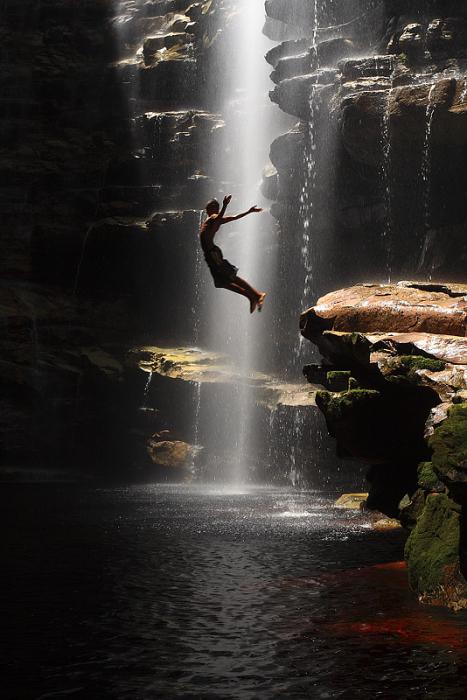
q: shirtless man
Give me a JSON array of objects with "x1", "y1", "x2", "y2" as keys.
[{"x1": 199, "y1": 195, "x2": 266, "y2": 313}]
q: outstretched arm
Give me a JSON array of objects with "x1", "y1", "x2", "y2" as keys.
[
  {"x1": 219, "y1": 205, "x2": 263, "y2": 225},
  {"x1": 218, "y1": 194, "x2": 232, "y2": 218}
]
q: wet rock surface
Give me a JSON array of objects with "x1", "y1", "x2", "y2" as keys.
[
  {"x1": 302, "y1": 281, "x2": 467, "y2": 609},
  {"x1": 264, "y1": 0, "x2": 467, "y2": 302},
  {"x1": 127, "y1": 345, "x2": 352, "y2": 485}
]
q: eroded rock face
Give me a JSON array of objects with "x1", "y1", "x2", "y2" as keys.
[
  {"x1": 127, "y1": 345, "x2": 346, "y2": 485},
  {"x1": 302, "y1": 281, "x2": 467, "y2": 609},
  {"x1": 0, "y1": 0, "x2": 235, "y2": 477},
  {"x1": 265, "y1": 0, "x2": 467, "y2": 295}
]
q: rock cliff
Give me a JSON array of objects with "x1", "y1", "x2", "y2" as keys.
[
  {"x1": 264, "y1": 0, "x2": 467, "y2": 319},
  {"x1": 301, "y1": 282, "x2": 467, "y2": 610},
  {"x1": 0, "y1": 0, "x2": 232, "y2": 477}
]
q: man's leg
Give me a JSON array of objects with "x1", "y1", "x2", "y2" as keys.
[
  {"x1": 233, "y1": 276, "x2": 261, "y2": 300},
  {"x1": 224, "y1": 281, "x2": 252, "y2": 300},
  {"x1": 225, "y1": 277, "x2": 266, "y2": 313}
]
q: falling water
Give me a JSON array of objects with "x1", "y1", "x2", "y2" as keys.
[
  {"x1": 422, "y1": 86, "x2": 436, "y2": 234},
  {"x1": 190, "y1": 211, "x2": 205, "y2": 475},
  {"x1": 289, "y1": 2, "x2": 322, "y2": 485},
  {"x1": 380, "y1": 91, "x2": 393, "y2": 282},
  {"x1": 418, "y1": 84, "x2": 437, "y2": 278},
  {"x1": 207, "y1": 0, "x2": 278, "y2": 484},
  {"x1": 295, "y1": 82, "x2": 319, "y2": 367},
  {"x1": 192, "y1": 211, "x2": 204, "y2": 344},
  {"x1": 294, "y1": 0, "x2": 322, "y2": 368},
  {"x1": 141, "y1": 370, "x2": 153, "y2": 410},
  {"x1": 460, "y1": 78, "x2": 467, "y2": 103},
  {"x1": 190, "y1": 381, "x2": 202, "y2": 475}
]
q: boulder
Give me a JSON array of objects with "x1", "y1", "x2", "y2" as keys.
[
  {"x1": 339, "y1": 55, "x2": 394, "y2": 81},
  {"x1": 269, "y1": 125, "x2": 305, "y2": 174},
  {"x1": 146, "y1": 439, "x2": 198, "y2": 468},
  {"x1": 398, "y1": 23, "x2": 426, "y2": 60},
  {"x1": 301, "y1": 282, "x2": 467, "y2": 342},
  {"x1": 335, "y1": 493, "x2": 368, "y2": 509},
  {"x1": 270, "y1": 73, "x2": 336, "y2": 120},
  {"x1": 265, "y1": 38, "x2": 311, "y2": 68}
]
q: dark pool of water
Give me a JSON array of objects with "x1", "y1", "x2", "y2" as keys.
[{"x1": 2, "y1": 484, "x2": 467, "y2": 699}]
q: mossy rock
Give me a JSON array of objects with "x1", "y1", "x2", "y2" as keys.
[
  {"x1": 399, "y1": 488, "x2": 427, "y2": 528},
  {"x1": 326, "y1": 370, "x2": 351, "y2": 392},
  {"x1": 316, "y1": 388, "x2": 381, "y2": 422},
  {"x1": 405, "y1": 493, "x2": 462, "y2": 595},
  {"x1": 321, "y1": 331, "x2": 371, "y2": 366},
  {"x1": 384, "y1": 355, "x2": 446, "y2": 385},
  {"x1": 430, "y1": 403, "x2": 467, "y2": 502},
  {"x1": 399, "y1": 355, "x2": 446, "y2": 372},
  {"x1": 417, "y1": 461, "x2": 445, "y2": 492}
]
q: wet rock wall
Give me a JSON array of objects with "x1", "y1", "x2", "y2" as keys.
[
  {"x1": 0, "y1": 0, "x2": 229, "y2": 476},
  {"x1": 263, "y1": 0, "x2": 467, "y2": 330}
]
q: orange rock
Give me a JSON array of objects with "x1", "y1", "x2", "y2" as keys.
[{"x1": 301, "y1": 282, "x2": 467, "y2": 340}]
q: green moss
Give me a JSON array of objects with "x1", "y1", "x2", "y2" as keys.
[
  {"x1": 384, "y1": 355, "x2": 446, "y2": 385},
  {"x1": 398, "y1": 355, "x2": 446, "y2": 373},
  {"x1": 405, "y1": 493, "x2": 461, "y2": 593},
  {"x1": 316, "y1": 388, "x2": 381, "y2": 422},
  {"x1": 417, "y1": 461, "x2": 445, "y2": 492},
  {"x1": 326, "y1": 371, "x2": 351, "y2": 381},
  {"x1": 348, "y1": 376, "x2": 360, "y2": 390},
  {"x1": 428, "y1": 403, "x2": 467, "y2": 488},
  {"x1": 326, "y1": 370, "x2": 351, "y2": 391},
  {"x1": 399, "y1": 488, "x2": 427, "y2": 529}
]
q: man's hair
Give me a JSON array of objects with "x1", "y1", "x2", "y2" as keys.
[{"x1": 206, "y1": 198, "x2": 220, "y2": 214}]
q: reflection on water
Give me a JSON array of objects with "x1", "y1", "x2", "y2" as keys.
[{"x1": 2, "y1": 484, "x2": 467, "y2": 699}]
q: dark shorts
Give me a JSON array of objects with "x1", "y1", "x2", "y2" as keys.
[{"x1": 204, "y1": 246, "x2": 239, "y2": 288}]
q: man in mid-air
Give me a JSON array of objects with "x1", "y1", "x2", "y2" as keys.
[{"x1": 199, "y1": 195, "x2": 266, "y2": 313}]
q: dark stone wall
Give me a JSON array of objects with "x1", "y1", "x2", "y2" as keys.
[
  {"x1": 0, "y1": 0, "x2": 225, "y2": 476},
  {"x1": 264, "y1": 0, "x2": 467, "y2": 354}
]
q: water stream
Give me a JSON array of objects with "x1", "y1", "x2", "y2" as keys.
[
  {"x1": 421, "y1": 86, "x2": 437, "y2": 237},
  {"x1": 380, "y1": 91, "x2": 393, "y2": 282}
]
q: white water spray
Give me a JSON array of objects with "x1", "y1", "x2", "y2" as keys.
[{"x1": 207, "y1": 0, "x2": 278, "y2": 484}]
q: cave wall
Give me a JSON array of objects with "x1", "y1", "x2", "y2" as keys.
[{"x1": 0, "y1": 0, "x2": 232, "y2": 476}]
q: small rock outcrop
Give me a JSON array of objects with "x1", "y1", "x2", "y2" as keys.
[{"x1": 302, "y1": 281, "x2": 467, "y2": 610}]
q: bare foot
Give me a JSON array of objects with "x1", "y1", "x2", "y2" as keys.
[{"x1": 257, "y1": 293, "x2": 267, "y2": 312}]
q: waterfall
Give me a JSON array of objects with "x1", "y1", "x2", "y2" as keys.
[
  {"x1": 380, "y1": 91, "x2": 393, "y2": 282},
  {"x1": 192, "y1": 211, "x2": 204, "y2": 345},
  {"x1": 205, "y1": 0, "x2": 279, "y2": 484},
  {"x1": 422, "y1": 86, "x2": 436, "y2": 234},
  {"x1": 142, "y1": 371, "x2": 153, "y2": 409},
  {"x1": 190, "y1": 381, "x2": 202, "y2": 475},
  {"x1": 295, "y1": 82, "x2": 319, "y2": 367}
]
